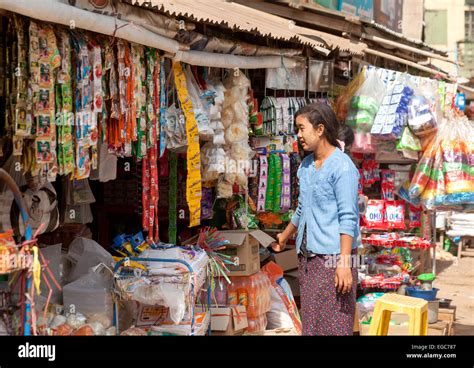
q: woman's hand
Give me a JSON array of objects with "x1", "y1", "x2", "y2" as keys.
[
  {"x1": 335, "y1": 266, "x2": 353, "y2": 294},
  {"x1": 271, "y1": 233, "x2": 287, "y2": 252}
]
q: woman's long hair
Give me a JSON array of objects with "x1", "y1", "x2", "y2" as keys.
[{"x1": 295, "y1": 103, "x2": 341, "y2": 149}]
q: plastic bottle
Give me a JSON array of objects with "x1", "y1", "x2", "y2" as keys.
[
  {"x1": 247, "y1": 318, "x2": 255, "y2": 333},
  {"x1": 228, "y1": 277, "x2": 239, "y2": 305},
  {"x1": 238, "y1": 277, "x2": 249, "y2": 307},
  {"x1": 246, "y1": 275, "x2": 253, "y2": 318},
  {"x1": 262, "y1": 273, "x2": 271, "y2": 314},
  {"x1": 252, "y1": 273, "x2": 262, "y2": 318},
  {"x1": 261, "y1": 272, "x2": 267, "y2": 316},
  {"x1": 215, "y1": 278, "x2": 228, "y2": 305},
  {"x1": 248, "y1": 274, "x2": 259, "y2": 318}
]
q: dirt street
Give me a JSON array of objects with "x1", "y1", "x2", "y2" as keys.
[{"x1": 434, "y1": 246, "x2": 474, "y2": 335}]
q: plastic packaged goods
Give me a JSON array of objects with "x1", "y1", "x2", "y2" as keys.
[
  {"x1": 397, "y1": 126, "x2": 422, "y2": 152},
  {"x1": 346, "y1": 69, "x2": 386, "y2": 132},
  {"x1": 229, "y1": 272, "x2": 271, "y2": 319},
  {"x1": 357, "y1": 292, "x2": 387, "y2": 315},
  {"x1": 352, "y1": 131, "x2": 376, "y2": 153},
  {"x1": 335, "y1": 68, "x2": 366, "y2": 122},
  {"x1": 407, "y1": 95, "x2": 438, "y2": 137},
  {"x1": 62, "y1": 266, "x2": 114, "y2": 324},
  {"x1": 408, "y1": 204, "x2": 422, "y2": 228},
  {"x1": 409, "y1": 114, "x2": 474, "y2": 209},
  {"x1": 381, "y1": 170, "x2": 395, "y2": 201},
  {"x1": 371, "y1": 76, "x2": 414, "y2": 140},
  {"x1": 364, "y1": 200, "x2": 387, "y2": 230},
  {"x1": 385, "y1": 200, "x2": 405, "y2": 230},
  {"x1": 247, "y1": 314, "x2": 267, "y2": 333}
]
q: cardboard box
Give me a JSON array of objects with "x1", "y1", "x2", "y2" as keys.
[
  {"x1": 210, "y1": 306, "x2": 248, "y2": 336},
  {"x1": 274, "y1": 248, "x2": 298, "y2": 271},
  {"x1": 219, "y1": 230, "x2": 274, "y2": 276}
]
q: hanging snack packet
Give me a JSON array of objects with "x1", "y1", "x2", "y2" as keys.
[
  {"x1": 397, "y1": 126, "x2": 422, "y2": 152},
  {"x1": 364, "y1": 200, "x2": 387, "y2": 230},
  {"x1": 385, "y1": 200, "x2": 405, "y2": 230}
]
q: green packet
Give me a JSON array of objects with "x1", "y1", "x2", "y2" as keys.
[{"x1": 397, "y1": 126, "x2": 421, "y2": 152}]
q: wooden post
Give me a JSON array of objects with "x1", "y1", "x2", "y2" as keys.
[{"x1": 457, "y1": 237, "x2": 464, "y2": 260}]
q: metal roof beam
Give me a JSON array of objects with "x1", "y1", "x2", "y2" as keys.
[
  {"x1": 361, "y1": 33, "x2": 460, "y2": 66},
  {"x1": 233, "y1": 0, "x2": 361, "y2": 37}
]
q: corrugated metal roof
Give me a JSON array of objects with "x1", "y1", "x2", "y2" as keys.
[
  {"x1": 276, "y1": 0, "x2": 448, "y2": 57},
  {"x1": 362, "y1": 21, "x2": 448, "y2": 57},
  {"x1": 131, "y1": 0, "x2": 367, "y2": 55}
]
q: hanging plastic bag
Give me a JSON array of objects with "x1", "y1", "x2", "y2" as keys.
[
  {"x1": 346, "y1": 69, "x2": 386, "y2": 132},
  {"x1": 335, "y1": 68, "x2": 366, "y2": 122},
  {"x1": 409, "y1": 137, "x2": 439, "y2": 200},
  {"x1": 183, "y1": 66, "x2": 212, "y2": 137},
  {"x1": 407, "y1": 82, "x2": 439, "y2": 138},
  {"x1": 164, "y1": 105, "x2": 187, "y2": 150}
]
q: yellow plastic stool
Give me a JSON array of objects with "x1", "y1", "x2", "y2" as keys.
[{"x1": 368, "y1": 293, "x2": 428, "y2": 336}]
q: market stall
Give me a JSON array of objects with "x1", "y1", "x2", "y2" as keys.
[
  {"x1": 0, "y1": 1, "x2": 471, "y2": 337},
  {"x1": 0, "y1": 5, "x2": 309, "y2": 336}
]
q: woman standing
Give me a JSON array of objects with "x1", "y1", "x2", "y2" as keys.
[{"x1": 272, "y1": 103, "x2": 360, "y2": 336}]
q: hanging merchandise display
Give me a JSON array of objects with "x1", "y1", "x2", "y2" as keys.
[
  {"x1": 172, "y1": 61, "x2": 202, "y2": 227},
  {"x1": 259, "y1": 97, "x2": 327, "y2": 137},
  {"x1": 199, "y1": 76, "x2": 226, "y2": 183},
  {"x1": 56, "y1": 30, "x2": 74, "y2": 176},
  {"x1": 280, "y1": 154, "x2": 291, "y2": 212},
  {"x1": 14, "y1": 17, "x2": 30, "y2": 139},
  {"x1": 141, "y1": 50, "x2": 160, "y2": 243},
  {"x1": 407, "y1": 91, "x2": 439, "y2": 138},
  {"x1": 265, "y1": 58, "x2": 306, "y2": 91},
  {"x1": 409, "y1": 113, "x2": 474, "y2": 210},
  {"x1": 218, "y1": 69, "x2": 254, "y2": 198},
  {"x1": 371, "y1": 75, "x2": 413, "y2": 140},
  {"x1": 71, "y1": 33, "x2": 98, "y2": 180},
  {"x1": 335, "y1": 67, "x2": 366, "y2": 122},
  {"x1": 168, "y1": 151, "x2": 178, "y2": 244},
  {"x1": 346, "y1": 68, "x2": 385, "y2": 132},
  {"x1": 346, "y1": 69, "x2": 385, "y2": 153},
  {"x1": 257, "y1": 155, "x2": 269, "y2": 212}
]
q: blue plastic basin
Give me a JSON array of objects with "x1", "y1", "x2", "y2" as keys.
[{"x1": 406, "y1": 287, "x2": 439, "y2": 301}]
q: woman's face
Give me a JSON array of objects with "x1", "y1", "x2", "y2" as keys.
[{"x1": 296, "y1": 115, "x2": 324, "y2": 152}]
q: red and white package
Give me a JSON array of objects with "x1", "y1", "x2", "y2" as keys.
[
  {"x1": 381, "y1": 170, "x2": 396, "y2": 200},
  {"x1": 385, "y1": 200, "x2": 406, "y2": 230},
  {"x1": 364, "y1": 200, "x2": 387, "y2": 230},
  {"x1": 381, "y1": 181, "x2": 395, "y2": 201},
  {"x1": 408, "y1": 204, "x2": 422, "y2": 228}
]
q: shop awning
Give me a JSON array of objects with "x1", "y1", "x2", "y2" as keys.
[
  {"x1": 131, "y1": 0, "x2": 368, "y2": 55},
  {"x1": 234, "y1": 0, "x2": 457, "y2": 67}
]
